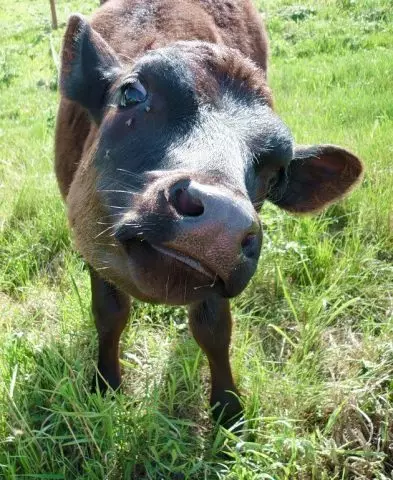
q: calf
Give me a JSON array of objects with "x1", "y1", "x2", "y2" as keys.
[{"x1": 55, "y1": 0, "x2": 363, "y2": 426}]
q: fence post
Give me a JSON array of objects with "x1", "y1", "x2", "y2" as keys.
[{"x1": 49, "y1": 0, "x2": 58, "y2": 29}]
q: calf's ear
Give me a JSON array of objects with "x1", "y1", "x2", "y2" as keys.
[
  {"x1": 60, "y1": 14, "x2": 120, "y2": 122},
  {"x1": 269, "y1": 145, "x2": 363, "y2": 213}
]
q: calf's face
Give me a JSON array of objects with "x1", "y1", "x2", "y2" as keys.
[{"x1": 60, "y1": 15, "x2": 363, "y2": 305}]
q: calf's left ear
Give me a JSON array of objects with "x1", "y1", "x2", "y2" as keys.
[
  {"x1": 269, "y1": 145, "x2": 363, "y2": 213},
  {"x1": 60, "y1": 14, "x2": 121, "y2": 122}
]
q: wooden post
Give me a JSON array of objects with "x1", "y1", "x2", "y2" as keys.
[{"x1": 49, "y1": 0, "x2": 58, "y2": 29}]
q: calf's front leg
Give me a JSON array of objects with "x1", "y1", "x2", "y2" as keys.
[
  {"x1": 89, "y1": 266, "x2": 131, "y2": 392},
  {"x1": 188, "y1": 295, "x2": 242, "y2": 427}
]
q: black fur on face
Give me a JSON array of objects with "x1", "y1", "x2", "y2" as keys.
[{"x1": 94, "y1": 42, "x2": 293, "y2": 220}]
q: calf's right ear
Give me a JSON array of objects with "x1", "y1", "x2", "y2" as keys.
[{"x1": 60, "y1": 14, "x2": 120, "y2": 122}]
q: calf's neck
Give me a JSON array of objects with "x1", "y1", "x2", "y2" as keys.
[{"x1": 55, "y1": 0, "x2": 363, "y2": 426}]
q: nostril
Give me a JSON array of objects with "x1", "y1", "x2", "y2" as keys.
[
  {"x1": 241, "y1": 233, "x2": 259, "y2": 259},
  {"x1": 172, "y1": 187, "x2": 204, "y2": 217}
]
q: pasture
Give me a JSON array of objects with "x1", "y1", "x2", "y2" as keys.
[{"x1": 0, "y1": 0, "x2": 392, "y2": 478}]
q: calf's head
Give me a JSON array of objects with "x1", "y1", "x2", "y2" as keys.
[{"x1": 60, "y1": 15, "x2": 363, "y2": 305}]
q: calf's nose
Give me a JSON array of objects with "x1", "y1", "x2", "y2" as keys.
[
  {"x1": 169, "y1": 180, "x2": 260, "y2": 260},
  {"x1": 164, "y1": 179, "x2": 262, "y2": 296}
]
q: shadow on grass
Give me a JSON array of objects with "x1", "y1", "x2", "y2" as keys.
[{"x1": 1, "y1": 332, "x2": 238, "y2": 479}]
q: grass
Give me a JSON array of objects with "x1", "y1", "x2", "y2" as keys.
[{"x1": 0, "y1": 0, "x2": 392, "y2": 478}]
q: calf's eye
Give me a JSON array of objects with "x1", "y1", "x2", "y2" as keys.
[{"x1": 120, "y1": 80, "x2": 147, "y2": 107}]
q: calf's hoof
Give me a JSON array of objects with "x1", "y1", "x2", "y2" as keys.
[
  {"x1": 91, "y1": 370, "x2": 121, "y2": 395},
  {"x1": 211, "y1": 391, "x2": 243, "y2": 430}
]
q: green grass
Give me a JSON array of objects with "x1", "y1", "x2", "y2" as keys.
[{"x1": 1, "y1": 0, "x2": 392, "y2": 478}]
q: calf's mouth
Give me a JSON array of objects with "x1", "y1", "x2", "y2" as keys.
[
  {"x1": 121, "y1": 236, "x2": 223, "y2": 290},
  {"x1": 150, "y1": 243, "x2": 217, "y2": 281}
]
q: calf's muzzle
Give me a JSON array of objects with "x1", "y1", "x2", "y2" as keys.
[{"x1": 132, "y1": 178, "x2": 262, "y2": 298}]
